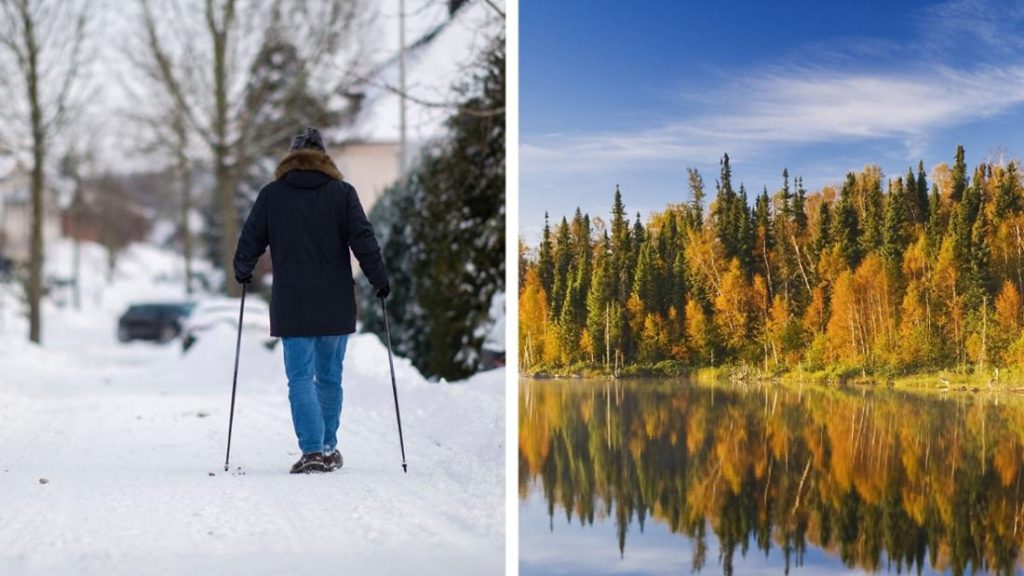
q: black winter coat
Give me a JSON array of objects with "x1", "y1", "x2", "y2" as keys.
[{"x1": 233, "y1": 149, "x2": 388, "y2": 337}]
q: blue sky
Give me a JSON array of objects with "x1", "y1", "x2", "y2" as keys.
[{"x1": 520, "y1": 0, "x2": 1024, "y2": 242}]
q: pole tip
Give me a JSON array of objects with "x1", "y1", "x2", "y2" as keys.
[
  {"x1": 402, "y1": 463, "x2": 407, "y2": 473},
  {"x1": 224, "y1": 464, "x2": 229, "y2": 472}
]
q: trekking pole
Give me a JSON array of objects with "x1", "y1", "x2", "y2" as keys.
[
  {"x1": 380, "y1": 296, "x2": 408, "y2": 473},
  {"x1": 224, "y1": 283, "x2": 247, "y2": 472}
]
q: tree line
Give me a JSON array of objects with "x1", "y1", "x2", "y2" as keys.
[{"x1": 520, "y1": 146, "x2": 1024, "y2": 376}]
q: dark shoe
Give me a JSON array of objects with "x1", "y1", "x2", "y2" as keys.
[
  {"x1": 323, "y1": 449, "x2": 344, "y2": 471},
  {"x1": 290, "y1": 452, "x2": 326, "y2": 474}
]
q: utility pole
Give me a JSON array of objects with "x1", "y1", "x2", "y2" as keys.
[
  {"x1": 71, "y1": 174, "x2": 81, "y2": 310},
  {"x1": 398, "y1": 0, "x2": 407, "y2": 178}
]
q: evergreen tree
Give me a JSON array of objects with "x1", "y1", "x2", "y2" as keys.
[
  {"x1": 994, "y1": 162, "x2": 1021, "y2": 220},
  {"x1": 916, "y1": 160, "x2": 929, "y2": 222},
  {"x1": 754, "y1": 187, "x2": 773, "y2": 243},
  {"x1": 610, "y1": 185, "x2": 631, "y2": 303},
  {"x1": 927, "y1": 184, "x2": 943, "y2": 251},
  {"x1": 861, "y1": 174, "x2": 884, "y2": 254},
  {"x1": 773, "y1": 172, "x2": 796, "y2": 299},
  {"x1": 882, "y1": 178, "x2": 910, "y2": 263},
  {"x1": 779, "y1": 168, "x2": 792, "y2": 219},
  {"x1": 736, "y1": 184, "x2": 754, "y2": 274},
  {"x1": 711, "y1": 153, "x2": 741, "y2": 260},
  {"x1": 558, "y1": 265, "x2": 585, "y2": 361},
  {"x1": 963, "y1": 167, "x2": 984, "y2": 228},
  {"x1": 833, "y1": 173, "x2": 862, "y2": 269},
  {"x1": 551, "y1": 217, "x2": 573, "y2": 321},
  {"x1": 570, "y1": 208, "x2": 592, "y2": 307},
  {"x1": 629, "y1": 211, "x2": 645, "y2": 284},
  {"x1": 633, "y1": 236, "x2": 662, "y2": 315},
  {"x1": 360, "y1": 36, "x2": 504, "y2": 380},
  {"x1": 793, "y1": 176, "x2": 808, "y2": 233},
  {"x1": 968, "y1": 206, "x2": 991, "y2": 305},
  {"x1": 951, "y1": 145, "x2": 967, "y2": 203},
  {"x1": 687, "y1": 167, "x2": 705, "y2": 230},
  {"x1": 622, "y1": 212, "x2": 646, "y2": 324},
  {"x1": 518, "y1": 239, "x2": 529, "y2": 295},
  {"x1": 753, "y1": 186, "x2": 774, "y2": 292},
  {"x1": 947, "y1": 202, "x2": 974, "y2": 308},
  {"x1": 538, "y1": 212, "x2": 554, "y2": 297},
  {"x1": 586, "y1": 232, "x2": 612, "y2": 366},
  {"x1": 905, "y1": 168, "x2": 920, "y2": 224}
]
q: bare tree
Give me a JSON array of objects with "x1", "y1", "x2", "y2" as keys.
[
  {"x1": 133, "y1": 0, "x2": 373, "y2": 296},
  {"x1": 171, "y1": 105, "x2": 195, "y2": 295},
  {"x1": 0, "y1": 0, "x2": 91, "y2": 343}
]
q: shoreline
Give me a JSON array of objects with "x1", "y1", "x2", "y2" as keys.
[{"x1": 521, "y1": 364, "x2": 1024, "y2": 395}]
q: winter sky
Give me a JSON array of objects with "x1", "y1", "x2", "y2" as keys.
[{"x1": 520, "y1": 0, "x2": 1024, "y2": 243}]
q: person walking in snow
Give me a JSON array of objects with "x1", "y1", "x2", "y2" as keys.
[{"x1": 233, "y1": 127, "x2": 390, "y2": 474}]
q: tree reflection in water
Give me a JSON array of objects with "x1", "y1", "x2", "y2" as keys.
[{"x1": 519, "y1": 379, "x2": 1024, "y2": 575}]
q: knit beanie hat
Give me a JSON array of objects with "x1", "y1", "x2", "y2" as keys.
[{"x1": 289, "y1": 127, "x2": 326, "y2": 152}]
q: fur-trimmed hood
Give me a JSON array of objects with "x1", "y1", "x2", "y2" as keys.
[{"x1": 274, "y1": 149, "x2": 343, "y2": 181}]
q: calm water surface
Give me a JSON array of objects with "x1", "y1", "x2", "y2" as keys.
[{"x1": 519, "y1": 378, "x2": 1024, "y2": 575}]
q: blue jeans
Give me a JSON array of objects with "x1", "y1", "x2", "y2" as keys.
[{"x1": 282, "y1": 335, "x2": 349, "y2": 455}]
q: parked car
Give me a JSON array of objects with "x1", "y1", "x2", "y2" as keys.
[
  {"x1": 118, "y1": 302, "x2": 195, "y2": 343},
  {"x1": 181, "y1": 297, "x2": 277, "y2": 352}
]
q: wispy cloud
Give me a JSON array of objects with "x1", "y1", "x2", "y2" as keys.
[
  {"x1": 919, "y1": 0, "x2": 1024, "y2": 58},
  {"x1": 523, "y1": 65, "x2": 1024, "y2": 175},
  {"x1": 522, "y1": 0, "x2": 1024, "y2": 177}
]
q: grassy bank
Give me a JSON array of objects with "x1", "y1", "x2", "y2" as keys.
[{"x1": 522, "y1": 361, "x2": 1024, "y2": 394}]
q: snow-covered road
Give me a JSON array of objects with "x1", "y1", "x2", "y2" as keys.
[{"x1": 0, "y1": 243, "x2": 504, "y2": 575}]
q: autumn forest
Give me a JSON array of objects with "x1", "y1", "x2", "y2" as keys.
[{"x1": 519, "y1": 146, "x2": 1024, "y2": 379}]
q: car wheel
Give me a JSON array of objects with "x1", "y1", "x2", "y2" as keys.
[
  {"x1": 182, "y1": 334, "x2": 196, "y2": 352},
  {"x1": 118, "y1": 327, "x2": 131, "y2": 343}
]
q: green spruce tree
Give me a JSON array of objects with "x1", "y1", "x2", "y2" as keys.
[
  {"x1": 916, "y1": 160, "x2": 929, "y2": 224},
  {"x1": 833, "y1": 173, "x2": 862, "y2": 268},
  {"x1": 793, "y1": 176, "x2": 808, "y2": 234},
  {"x1": 951, "y1": 144, "x2": 967, "y2": 203},
  {"x1": 687, "y1": 167, "x2": 705, "y2": 230},
  {"x1": 882, "y1": 178, "x2": 910, "y2": 263},
  {"x1": 994, "y1": 162, "x2": 1021, "y2": 220},
  {"x1": 861, "y1": 174, "x2": 884, "y2": 254},
  {"x1": 550, "y1": 217, "x2": 573, "y2": 321},
  {"x1": 586, "y1": 232, "x2": 612, "y2": 366},
  {"x1": 538, "y1": 212, "x2": 554, "y2": 297}
]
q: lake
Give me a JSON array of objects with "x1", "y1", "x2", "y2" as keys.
[{"x1": 519, "y1": 378, "x2": 1024, "y2": 575}]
